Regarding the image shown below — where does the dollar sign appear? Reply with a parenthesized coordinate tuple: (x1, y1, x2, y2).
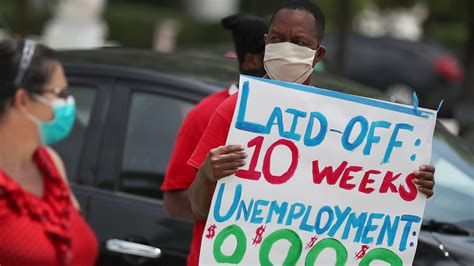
(355, 245, 370, 259)
(206, 224, 217, 239)
(305, 236, 318, 250)
(252, 225, 266, 245)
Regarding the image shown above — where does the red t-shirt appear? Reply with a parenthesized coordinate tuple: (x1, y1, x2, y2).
(161, 88, 232, 191)
(187, 93, 238, 170)
(185, 93, 238, 265)
(161, 86, 236, 266)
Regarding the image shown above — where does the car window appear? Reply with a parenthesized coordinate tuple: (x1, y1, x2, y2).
(424, 126, 474, 230)
(120, 91, 194, 199)
(53, 84, 97, 182)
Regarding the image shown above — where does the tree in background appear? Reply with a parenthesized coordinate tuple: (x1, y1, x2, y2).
(458, 0, 474, 147)
(371, 0, 472, 103)
(464, 0, 474, 102)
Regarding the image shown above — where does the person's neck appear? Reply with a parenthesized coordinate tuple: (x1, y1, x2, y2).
(302, 75, 312, 86)
(0, 116, 38, 172)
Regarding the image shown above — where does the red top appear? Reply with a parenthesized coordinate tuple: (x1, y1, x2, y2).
(185, 93, 238, 265)
(0, 147, 98, 266)
(161, 87, 234, 266)
(188, 93, 238, 170)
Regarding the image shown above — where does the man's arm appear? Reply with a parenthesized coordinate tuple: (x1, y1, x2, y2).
(163, 190, 195, 220)
(188, 169, 216, 221)
(188, 145, 246, 220)
(161, 109, 204, 220)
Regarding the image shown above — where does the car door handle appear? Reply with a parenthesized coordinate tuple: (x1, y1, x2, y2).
(106, 239, 162, 259)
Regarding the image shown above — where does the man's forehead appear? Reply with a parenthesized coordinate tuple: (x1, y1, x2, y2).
(270, 8, 318, 36)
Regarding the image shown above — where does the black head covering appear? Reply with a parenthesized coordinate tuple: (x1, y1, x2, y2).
(221, 14, 269, 66)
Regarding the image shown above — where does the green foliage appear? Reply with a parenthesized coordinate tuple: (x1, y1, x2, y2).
(429, 22, 467, 55)
(104, 3, 174, 47)
(103, 3, 232, 48)
(374, 0, 416, 9)
(239, 0, 281, 17)
(0, 0, 469, 56)
(0, 0, 51, 36)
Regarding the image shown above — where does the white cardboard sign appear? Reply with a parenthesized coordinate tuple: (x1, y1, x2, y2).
(199, 75, 437, 265)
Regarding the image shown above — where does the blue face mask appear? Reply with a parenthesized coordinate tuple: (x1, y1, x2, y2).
(27, 95, 76, 145)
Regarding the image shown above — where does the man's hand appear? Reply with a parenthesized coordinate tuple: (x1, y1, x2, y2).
(414, 165, 435, 198)
(188, 144, 247, 220)
(202, 145, 247, 181)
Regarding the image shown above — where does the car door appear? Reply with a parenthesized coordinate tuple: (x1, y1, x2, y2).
(82, 76, 204, 266)
(53, 74, 113, 210)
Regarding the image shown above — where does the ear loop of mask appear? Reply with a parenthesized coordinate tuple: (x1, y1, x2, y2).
(14, 39, 36, 88)
(25, 94, 56, 125)
(292, 45, 321, 83)
(313, 45, 321, 66)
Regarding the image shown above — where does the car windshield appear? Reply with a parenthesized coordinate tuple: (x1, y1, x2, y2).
(424, 123, 474, 230)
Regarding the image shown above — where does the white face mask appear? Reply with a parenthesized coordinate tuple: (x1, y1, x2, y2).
(264, 42, 319, 84)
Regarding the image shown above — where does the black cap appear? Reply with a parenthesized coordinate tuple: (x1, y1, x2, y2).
(221, 14, 269, 66)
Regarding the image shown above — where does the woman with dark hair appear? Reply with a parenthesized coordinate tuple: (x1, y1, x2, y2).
(0, 39, 97, 265)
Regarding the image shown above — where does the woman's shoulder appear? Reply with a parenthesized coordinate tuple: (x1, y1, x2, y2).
(37, 146, 80, 210)
(39, 146, 67, 181)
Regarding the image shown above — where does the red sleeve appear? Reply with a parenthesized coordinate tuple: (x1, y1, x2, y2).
(187, 112, 231, 170)
(162, 89, 233, 191)
(187, 94, 237, 169)
(161, 113, 203, 191)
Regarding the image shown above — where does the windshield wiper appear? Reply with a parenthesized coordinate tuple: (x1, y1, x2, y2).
(422, 219, 471, 236)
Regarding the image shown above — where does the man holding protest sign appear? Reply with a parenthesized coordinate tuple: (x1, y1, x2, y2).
(161, 14, 269, 266)
(188, 0, 436, 265)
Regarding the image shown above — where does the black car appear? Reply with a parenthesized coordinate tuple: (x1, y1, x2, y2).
(56, 49, 474, 265)
(322, 34, 464, 117)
